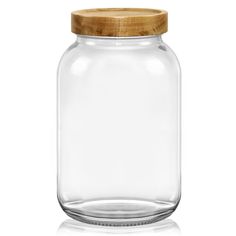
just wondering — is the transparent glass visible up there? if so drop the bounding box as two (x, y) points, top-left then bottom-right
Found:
(57, 35), (181, 226)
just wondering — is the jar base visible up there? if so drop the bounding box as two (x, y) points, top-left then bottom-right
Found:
(60, 199), (176, 226)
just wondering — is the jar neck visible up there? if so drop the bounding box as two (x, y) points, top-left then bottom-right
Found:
(75, 35), (163, 47)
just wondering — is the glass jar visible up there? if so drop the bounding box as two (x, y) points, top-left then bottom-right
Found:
(57, 8), (181, 226)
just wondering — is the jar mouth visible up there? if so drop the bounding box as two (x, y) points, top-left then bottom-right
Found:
(76, 34), (162, 39)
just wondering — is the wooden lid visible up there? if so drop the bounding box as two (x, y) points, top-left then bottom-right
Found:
(71, 8), (168, 37)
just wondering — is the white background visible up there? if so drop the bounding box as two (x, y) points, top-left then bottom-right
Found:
(0, 0), (236, 235)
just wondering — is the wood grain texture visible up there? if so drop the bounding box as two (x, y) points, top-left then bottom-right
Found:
(71, 8), (168, 37)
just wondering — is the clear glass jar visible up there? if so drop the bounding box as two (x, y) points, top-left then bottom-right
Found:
(57, 8), (181, 226)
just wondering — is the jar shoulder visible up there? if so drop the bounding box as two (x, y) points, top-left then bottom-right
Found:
(58, 40), (180, 78)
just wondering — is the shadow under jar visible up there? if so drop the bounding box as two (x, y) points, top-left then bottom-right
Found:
(57, 8), (181, 226)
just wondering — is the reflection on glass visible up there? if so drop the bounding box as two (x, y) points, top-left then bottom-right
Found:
(57, 219), (181, 236)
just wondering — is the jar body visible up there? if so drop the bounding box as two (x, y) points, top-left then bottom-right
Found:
(57, 36), (181, 225)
